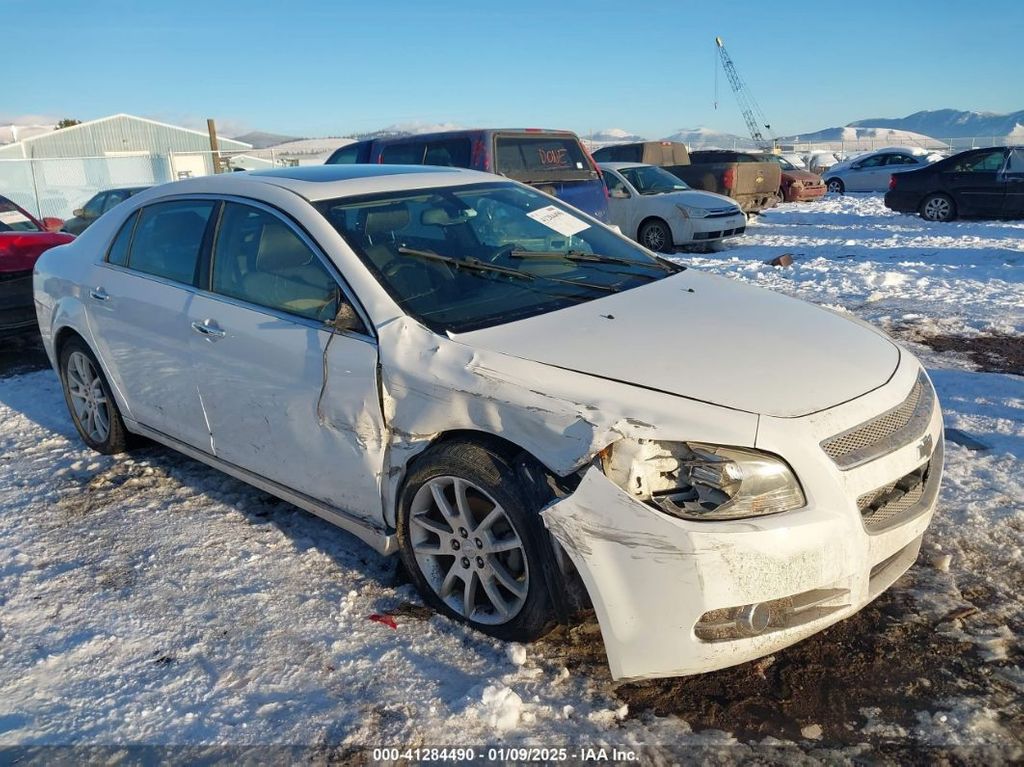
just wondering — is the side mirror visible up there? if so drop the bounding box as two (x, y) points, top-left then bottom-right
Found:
(327, 302), (363, 334)
(41, 217), (65, 232)
(609, 188), (630, 199)
(72, 208), (84, 218)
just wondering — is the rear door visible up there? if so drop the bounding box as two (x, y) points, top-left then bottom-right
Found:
(187, 199), (386, 522)
(88, 199), (216, 448)
(943, 149), (1007, 216)
(1001, 148), (1024, 217)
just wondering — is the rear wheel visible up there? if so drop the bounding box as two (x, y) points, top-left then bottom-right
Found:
(920, 193), (955, 222)
(826, 178), (845, 194)
(396, 441), (555, 642)
(638, 219), (673, 252)
(59, 337), (130, 454)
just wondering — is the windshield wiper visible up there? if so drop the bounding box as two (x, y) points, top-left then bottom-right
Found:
(399, 247), (532, 279)
(509, 249), (674, 272)
(399, 246), (620, 293)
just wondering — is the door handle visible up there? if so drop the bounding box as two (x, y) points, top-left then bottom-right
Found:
(191, 320), (226, 339)
(89, 287), (109, 301)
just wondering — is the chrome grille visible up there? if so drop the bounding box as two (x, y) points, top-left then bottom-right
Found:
(857, 448), (938, 533)
(821, 371), (933, 469)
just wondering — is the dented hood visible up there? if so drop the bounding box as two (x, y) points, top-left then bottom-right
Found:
(455, 271), (900, 418)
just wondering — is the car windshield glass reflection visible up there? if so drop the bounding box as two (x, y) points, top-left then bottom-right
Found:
(317, 182), (682, 332)
(620, 166), (690, 194)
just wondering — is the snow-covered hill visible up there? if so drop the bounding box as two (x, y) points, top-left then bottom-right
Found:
(780, 126), (948, 150)
(849, 109), (1024, 139)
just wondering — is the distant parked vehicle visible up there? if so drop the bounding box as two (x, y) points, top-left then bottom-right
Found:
(823, 148), (944, 194)
(599, 162), (745, 251)
(884, 146), (1024, 221)
(760, 154), (825, 203)
(325, 129), (609, 222)
(0, 195), (73, 337)
(804, 151), (840, 175)
(593, 142), (781, 214)
(63, 186), (150, 235)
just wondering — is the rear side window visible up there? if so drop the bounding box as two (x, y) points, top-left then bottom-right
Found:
(423, 139), (470, 167)
(381, 142), (426, 164)
(954, 150), (1006, 172)
(211, 202), (342, 322)
(328, 142), (366, 164)
(494, 136), (594, 181)
(127, 200), (215, 285)
(106, 211), (138, 266)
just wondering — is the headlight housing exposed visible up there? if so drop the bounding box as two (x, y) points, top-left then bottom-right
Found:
(676, 204), (709, 219)
(600, 439), (805, 521)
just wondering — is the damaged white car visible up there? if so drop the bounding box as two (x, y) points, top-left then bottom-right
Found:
(34, 165), (944, 680)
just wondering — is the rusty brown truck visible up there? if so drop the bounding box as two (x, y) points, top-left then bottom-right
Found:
(592, 141), (781, 214)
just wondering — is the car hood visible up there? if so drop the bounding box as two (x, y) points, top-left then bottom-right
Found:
(649, 189), (741, 210)
(785, 169), (823, 183)
(455, 271), (900, 418)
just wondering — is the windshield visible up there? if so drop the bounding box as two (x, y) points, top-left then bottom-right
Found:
(620, 165), (690, 194)
(0, 200), (40, 232)
(317, 181), (681, 333)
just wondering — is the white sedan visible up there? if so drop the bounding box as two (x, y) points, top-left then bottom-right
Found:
(599, 162), (746, 251)
(823, 147), (945, 194)
(34, 166), (943, 680)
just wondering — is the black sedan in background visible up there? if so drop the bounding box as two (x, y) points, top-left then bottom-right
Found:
(885, 146), (1023, 221)
(62, 186), (150, 235)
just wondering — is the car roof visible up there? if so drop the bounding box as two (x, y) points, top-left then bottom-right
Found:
(132, 164), (498, 203)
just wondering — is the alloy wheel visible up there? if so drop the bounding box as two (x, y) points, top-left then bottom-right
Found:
(642, 223), (668, 251)
(922, 196), (952, 221)
(409, 476), (529, 625)
(66, 351), (110, 443)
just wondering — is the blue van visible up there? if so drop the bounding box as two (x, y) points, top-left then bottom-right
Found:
(325, 129), (609, 222)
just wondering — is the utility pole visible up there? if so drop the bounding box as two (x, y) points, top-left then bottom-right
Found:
(207, 118), (222, 174)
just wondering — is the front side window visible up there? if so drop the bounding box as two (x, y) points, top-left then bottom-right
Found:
(127, 200), (215, 285)
(0, 200), (40, 232)
(620, 165), (690, 194)
(83, 193), (106, 218)
(854, 154), (887, 169)
(603, 171), (628, 194)
(211, 202), (341, 322)
(953, 150), (1007, 173)
(317, 182), (681, 333)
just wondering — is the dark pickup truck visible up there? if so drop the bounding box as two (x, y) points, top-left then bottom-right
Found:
(592, 142), (781, 214)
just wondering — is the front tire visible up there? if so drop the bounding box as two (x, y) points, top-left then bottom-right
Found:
(826, 178), (845, 194)
(638, 218), (673, 252)
(59, 337), (130, 454)
(920, 193), (956, 222)
(396, 441), (555, 642)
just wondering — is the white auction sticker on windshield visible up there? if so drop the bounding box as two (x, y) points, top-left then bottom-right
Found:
(0, 210), (31, 226)
(526, 205), (590, 237)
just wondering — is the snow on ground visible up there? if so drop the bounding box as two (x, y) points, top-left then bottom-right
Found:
(0, 194), (1021, 756)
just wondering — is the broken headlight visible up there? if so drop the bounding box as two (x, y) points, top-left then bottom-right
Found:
(600, 440), (805, 521)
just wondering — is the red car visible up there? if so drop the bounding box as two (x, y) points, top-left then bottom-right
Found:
(1, 196), (74, 337)
(767, 155), (826, 203)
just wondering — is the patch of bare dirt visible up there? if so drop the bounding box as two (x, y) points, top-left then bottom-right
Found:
(910, 331), (1024, 376)
(540, 589), (1023, 752)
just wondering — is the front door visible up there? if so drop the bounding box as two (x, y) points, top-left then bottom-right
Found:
(602, 170), (637, 235)
(188, 201), (386, 522)
(1001, 147), (1024, 217)
(943, 149), (1007, 216)
(88, 199), (216, 449)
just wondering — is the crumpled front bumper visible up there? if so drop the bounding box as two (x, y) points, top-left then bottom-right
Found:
(541, 365), (944, 681)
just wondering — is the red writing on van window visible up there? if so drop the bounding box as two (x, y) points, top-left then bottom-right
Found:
(536, 147), (569, 167)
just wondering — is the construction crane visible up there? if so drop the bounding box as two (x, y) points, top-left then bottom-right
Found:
(714, 36), (777, 151)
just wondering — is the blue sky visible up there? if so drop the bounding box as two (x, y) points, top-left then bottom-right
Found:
(5, 0), (1023, 139)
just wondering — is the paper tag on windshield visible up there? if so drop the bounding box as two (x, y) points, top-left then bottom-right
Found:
(0, 210), (31, 226)
(527, 205), (590, 237)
